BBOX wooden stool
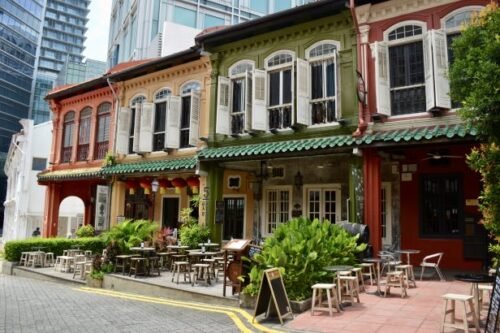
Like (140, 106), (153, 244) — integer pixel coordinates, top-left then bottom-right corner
(84, 250), (93, 259)
(352, 267), (365, 292)
(157, 252), (170, 270)
(478, 284), (493, 306)
(20, 252), (30, 266)
(192, 263), (211, 286)
(338, 276), (360, 303)
(396, 264), (416, 288)
(114, 255), (133, 274)
(385, 271), (407, 298)
(359, 263), (375, 285)
(148, 256), (161, 276)
(170, 254), (187, 271)
(44, 252), (55, 267)
(129, 257), (147, 278)
(171, 261), (191, 284)
(201, 258), (217, 281)
(311, 283), (341, 316)
(73, 255), (87, 280)
(441, 293), (480, 333)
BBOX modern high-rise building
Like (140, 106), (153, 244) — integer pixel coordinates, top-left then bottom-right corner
(30, 0), (90, 124)
(56, 58), (107, 86)
(107, 0), (315, 67)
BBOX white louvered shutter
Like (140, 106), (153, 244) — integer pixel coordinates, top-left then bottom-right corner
(295, 58), (310, 126)
(216, 76), (230, 135)
(432, 30), (451, 109)
(188, 91), (200, 146)
(373, 42), (391, 116)
(132, 104), (141, 153)
(138, 102), (154, 153)
(423, 31), (435, 111)
(165, 96), (181, 149)
(115, 107), (131, 155)
(251, 69), (267, 131)
(245, 71), (252, 131)
(335, 51), (341, 119)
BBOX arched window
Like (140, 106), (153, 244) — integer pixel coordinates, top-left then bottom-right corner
(265, 51), (294, 130)
(228, 60), (254, 135)
(61, 111), (75, 163)
(153, 89), (171, 151)
(77, 107), (92, 161)
(306, 41), (340, 124)
(95, 102), (111, 159)
(180, 82), (201, 148)
(129, 95), (146, 153)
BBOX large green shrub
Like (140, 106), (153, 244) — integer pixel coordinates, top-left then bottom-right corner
(3, 237), (106, 262)
(100, 219), (159, 254)
(178, 222), (210, 249)
(76, 224), (95, 238)
(244, 217), (366, 301)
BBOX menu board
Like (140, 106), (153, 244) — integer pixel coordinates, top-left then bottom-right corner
(223, 239), (251, 252)
(253, 268), (293, 325)
(486, 268), (500, 333)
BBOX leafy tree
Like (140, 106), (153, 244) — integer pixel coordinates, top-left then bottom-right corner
(100, 219), (159, 253)
(449, 4), (500, 238)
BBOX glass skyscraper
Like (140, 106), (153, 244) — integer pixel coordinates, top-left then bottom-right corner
(56, 58), (106, 86)
(31, 0), (90, 124)
(107, 0), (315, 67)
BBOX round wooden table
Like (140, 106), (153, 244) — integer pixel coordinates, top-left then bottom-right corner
(455, 273), (495, 320)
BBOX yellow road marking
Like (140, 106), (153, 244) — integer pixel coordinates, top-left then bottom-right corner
(76, 287), (283, 333)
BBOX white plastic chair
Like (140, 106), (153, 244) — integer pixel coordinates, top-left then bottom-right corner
(419, 252), (445, 281)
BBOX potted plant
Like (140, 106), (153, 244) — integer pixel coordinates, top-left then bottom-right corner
(86, 253), (113, 288)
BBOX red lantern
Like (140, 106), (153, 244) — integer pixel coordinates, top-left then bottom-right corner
(139, 180), (152, 195)
(126, 180), (138, 195)
(158, 179), (172, 194)
(171, 178), (187, 194)
(186, 176), (200, 194)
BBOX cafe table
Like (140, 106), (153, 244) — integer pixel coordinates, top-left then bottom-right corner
(455, 273), (495, 320)
(362, 258), (384, 296)
(395, 249), (420, 265)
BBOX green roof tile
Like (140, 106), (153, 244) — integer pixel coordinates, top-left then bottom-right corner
(101, 156), (197, 176)
(199, 124), (476, 161)
(38, 167), (102, 182)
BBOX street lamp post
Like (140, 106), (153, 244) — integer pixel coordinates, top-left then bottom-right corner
(151, 178), (159, 221)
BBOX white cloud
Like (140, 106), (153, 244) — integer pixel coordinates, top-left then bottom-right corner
(83, 0), (112, 62)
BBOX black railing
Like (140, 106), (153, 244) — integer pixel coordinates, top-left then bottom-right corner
(77, 144), (89, 161)
(311, 100), (336, 124)
(268, 106), (292, 131)
(391, 86), (426, 115)
(95, 141), (108, 160)
(61, 147), (72, 163)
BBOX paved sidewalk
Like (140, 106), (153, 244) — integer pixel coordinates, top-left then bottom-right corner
(285, 279), (490, 333)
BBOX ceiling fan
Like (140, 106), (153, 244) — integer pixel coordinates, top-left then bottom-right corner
(422, 152), (463, 161)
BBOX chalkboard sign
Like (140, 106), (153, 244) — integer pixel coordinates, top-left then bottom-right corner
(248, 245), (262, 259)
(486, 268), (500, 333)
(253, 268), (293, 325)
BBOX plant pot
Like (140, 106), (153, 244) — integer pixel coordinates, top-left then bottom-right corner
(86, 276), (103, 288)
(239, 293), (257, 309)
(290, 297), (312, 313)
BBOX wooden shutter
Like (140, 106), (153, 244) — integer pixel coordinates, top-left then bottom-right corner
(216, 76), (230, 135)
(335, 51), (341, 119)
(188, 91), (200, 146)
(115, 107), (131, 155)
(423, 31), (435, 111)
(165, 96), (181, 149)
(432, 30), (451, 109)
(251, 69), (267, 131)
(132, 104), (141, 153)
(245, 71), (252, 131)
(373, 42), (391, 116)
(295, 58), (310, 126)
(138, 102), (154, 153)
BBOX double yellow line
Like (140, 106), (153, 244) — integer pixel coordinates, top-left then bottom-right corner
(76, 287), (283, 333)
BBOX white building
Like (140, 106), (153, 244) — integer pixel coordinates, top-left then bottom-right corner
(107, 0), (315, 66)
(3, 120), (83, 242)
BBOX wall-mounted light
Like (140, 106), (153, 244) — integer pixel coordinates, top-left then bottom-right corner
(294, 171), (303, 189)
(151, 178), (159, 193)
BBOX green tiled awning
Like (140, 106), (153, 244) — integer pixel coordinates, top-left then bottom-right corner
(101, 156), (197, 175)
(198, 124), (476, 161)
(37, 167), (102, 182)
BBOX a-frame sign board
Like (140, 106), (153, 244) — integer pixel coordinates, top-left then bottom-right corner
(252, 268), (293, 325)
(485, 267), (500, 333)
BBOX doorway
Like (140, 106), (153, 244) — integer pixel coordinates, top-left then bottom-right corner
(162, 197), (179, 229)
(223, 197), (245, 240)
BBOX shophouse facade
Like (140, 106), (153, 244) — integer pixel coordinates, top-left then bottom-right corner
(354, 0), (489, 270)
(196, 1), (362, 243)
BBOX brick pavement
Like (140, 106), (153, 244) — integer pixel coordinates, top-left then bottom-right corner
(0, 275), (242, 333)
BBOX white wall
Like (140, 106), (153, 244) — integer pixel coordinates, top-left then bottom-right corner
(161, 21), (199, 57)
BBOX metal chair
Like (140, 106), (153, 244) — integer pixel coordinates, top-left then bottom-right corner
(420, 252), (445, 281)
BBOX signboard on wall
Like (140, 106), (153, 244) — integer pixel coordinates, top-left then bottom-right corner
(94, 185), (110, 231)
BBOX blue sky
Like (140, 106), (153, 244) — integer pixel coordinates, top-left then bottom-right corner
(83, 0), (112, 62)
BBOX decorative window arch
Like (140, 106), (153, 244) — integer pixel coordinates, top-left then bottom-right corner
(442, 6), (483, 33)
(95, 102), (111, 159)
(154, 88), (172, 101)
(384, 21), (427, 43)
(265, 50), (294, 69)
(306, 40), (341, 125)
(77, 107), (92, 161)
(181, 81), (201, 95)
(61, 111), (75, 163)
(229, 60), (254, 77)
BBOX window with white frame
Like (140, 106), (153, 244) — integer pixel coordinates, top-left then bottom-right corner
(265, 187), (291, 234)
(373, 22), (451, 116)
(443, 7), (483, 109)
(231, 61), (253, 134)
(129, 95), (146, 154)
(77, 107), (92, 161)
(61, 111), (75, 163)
(305, 185), (341, 223)
(153, 88), (171, 151)
(306, 41), (339, 124)
(266, 51), (293, 130)
(179, 82), (201, 148)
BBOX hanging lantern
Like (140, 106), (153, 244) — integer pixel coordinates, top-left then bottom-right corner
(139, 180), (152, 195)
(171, 178), (187, 194)
(158, 179), (172, 194)
(186, 176), (200, 194)
(126, 180), (138, 195)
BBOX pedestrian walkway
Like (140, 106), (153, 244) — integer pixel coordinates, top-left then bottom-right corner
(285, 279), (491, 333)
